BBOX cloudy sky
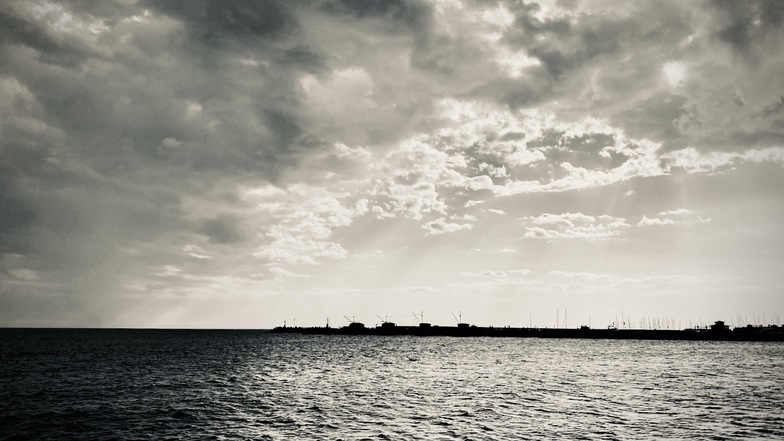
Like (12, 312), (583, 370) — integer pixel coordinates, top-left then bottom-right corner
(1, 0), (783, 329)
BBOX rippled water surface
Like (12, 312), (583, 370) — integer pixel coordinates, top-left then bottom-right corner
(1, 329), (783, 440)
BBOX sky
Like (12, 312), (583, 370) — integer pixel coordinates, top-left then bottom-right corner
(1, 0), (783, 329)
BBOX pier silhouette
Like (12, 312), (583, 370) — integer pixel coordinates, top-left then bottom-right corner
(272, 320), (783, 341)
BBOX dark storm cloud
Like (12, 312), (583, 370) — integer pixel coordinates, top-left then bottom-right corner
(611, 93), (690, 146)
(200, 214), (251, 244)
(0, 1), (333, 180)
(147, 0), (295, 48)
(712, 0), (784, 55)
(457, 1), (693, 111)
(480, 0), (784, 156)
(761, 96), (784, 117)
(318, 0), (431, 28)
(0, 0), (440, 322)
(0, 0), (313, 318)
(146, 0), (431, 73)
(0, 188), (35, 253)
(0, 9), (89, 68)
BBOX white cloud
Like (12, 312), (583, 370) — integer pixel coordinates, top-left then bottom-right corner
(481, 4), (514, 28)
(27, 1), (108, 39)
(638, 210), (711, 227)
(549, 271), (624, 283)
(160, 137), (181, 149)
(658, 208), (694, 216)
(244, 184), (367, 264)
(495, 48), (542, 78)
(637, 216), (677, 227)
(522, 213), (630, 240)
(507, 269), (532, 276)
(549, 271), (711, 287)
(183, 245), (212, 260)
(254, 231), (348, 265)
(422, 217), (473, 236)
(463, 270), (505, 278)
(324, 99), (784, 240)
(384, 100), (784, 202)
(661, 147), (784, 174)
(403, 100), (669, 197)
(300, 67), (374, 112)
(462, 269), (530, 278)
(662, 61), (687, 88)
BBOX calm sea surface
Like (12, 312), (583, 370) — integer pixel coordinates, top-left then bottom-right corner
(1, 329), (782, 440)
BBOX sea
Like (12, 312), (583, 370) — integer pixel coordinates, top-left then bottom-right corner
(1, 329), (782, 440)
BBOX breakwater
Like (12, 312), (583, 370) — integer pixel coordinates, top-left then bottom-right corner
(271, 321), (784, 341)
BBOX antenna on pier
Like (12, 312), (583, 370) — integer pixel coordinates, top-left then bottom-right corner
(376, 314), (393, 325)
(376, 314), (396, 329)
(412, 311), (430, 328)
(451, 311), (470, 329)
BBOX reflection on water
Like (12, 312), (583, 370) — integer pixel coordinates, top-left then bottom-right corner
(1, 329), (782, 440)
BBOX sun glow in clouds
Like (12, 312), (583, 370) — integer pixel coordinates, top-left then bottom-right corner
(663, 61), (687, 88)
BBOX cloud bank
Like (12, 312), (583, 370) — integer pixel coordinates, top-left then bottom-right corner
(1, 0), (783, 327)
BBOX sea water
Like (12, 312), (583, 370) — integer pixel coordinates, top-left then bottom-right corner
(1, 329), (782, 440)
